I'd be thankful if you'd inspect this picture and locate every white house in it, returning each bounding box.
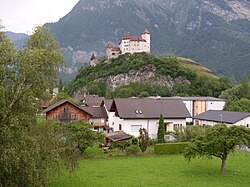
[109,98,191,139]
[161,97,226,122]
[193,110,250,127]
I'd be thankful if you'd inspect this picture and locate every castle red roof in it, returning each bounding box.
[122,33,146,42]
[111,47,121,52]
[106,42,114,48]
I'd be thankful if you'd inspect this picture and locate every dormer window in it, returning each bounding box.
[135,110,142,114]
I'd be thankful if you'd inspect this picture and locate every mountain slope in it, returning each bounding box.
[5,32,29,49]
[45,0,250,82]
[65,53,232,98]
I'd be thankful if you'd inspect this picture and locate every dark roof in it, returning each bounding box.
[85,95,105,107]
[105,131,132,142]
[103,99,113,111]
[90,54,96,60]
[42,100,88,114]
[81,106,108,118]
[193,110,250,124]
[112,98,191,119]
[142,28,150,34]
[106,42,113,48]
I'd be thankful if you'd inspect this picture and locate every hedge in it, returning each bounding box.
[154,142,190,155]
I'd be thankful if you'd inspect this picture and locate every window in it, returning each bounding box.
[131,125,142,132]
[247,124,249,128]
[119,124,122,130]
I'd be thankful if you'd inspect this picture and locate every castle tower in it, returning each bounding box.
[141,29,150,53]
[90,54,99,66]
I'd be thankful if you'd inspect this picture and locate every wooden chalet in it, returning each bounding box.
[42,100,108,132]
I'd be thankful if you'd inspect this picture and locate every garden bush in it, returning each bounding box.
[154,142,190,155]
[126,145,141,156]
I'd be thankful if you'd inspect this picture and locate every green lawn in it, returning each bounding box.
[50,151,250,187]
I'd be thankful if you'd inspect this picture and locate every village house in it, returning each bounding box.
[160,97,226,122]
[193,110,250,127]
[109,98,191,139]
[43,100,108,132]
[106,29,150,60]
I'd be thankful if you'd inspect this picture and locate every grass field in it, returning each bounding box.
[50,151,250,187]
[177,57,218,79]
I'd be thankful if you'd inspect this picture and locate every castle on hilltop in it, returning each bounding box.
[106,29,150,60]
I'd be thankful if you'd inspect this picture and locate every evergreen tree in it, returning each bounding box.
[58,79,63,93]
[157,114,165,143]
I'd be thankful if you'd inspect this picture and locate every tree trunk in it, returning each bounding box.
[220,158,226,175]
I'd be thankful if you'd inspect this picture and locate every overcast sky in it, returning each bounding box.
[0,0,79,34]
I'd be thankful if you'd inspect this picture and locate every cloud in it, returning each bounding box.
[0,0,79,33]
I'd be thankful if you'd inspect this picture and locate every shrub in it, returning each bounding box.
[154,142,190,155]
[131,137,139,145]
[138,128,149,153]
[126,145,141,156]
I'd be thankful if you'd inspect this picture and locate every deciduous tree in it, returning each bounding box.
[0,26,77,186]
[184,124,250,175]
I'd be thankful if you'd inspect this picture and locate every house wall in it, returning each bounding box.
[234,116,250,127]
[206,101,225,111]
[113,117,186,139]
[193,101,206,116]
[46,102,91,123]
[119,35,150,55]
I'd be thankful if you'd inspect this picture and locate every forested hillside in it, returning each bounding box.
[66,53,232,98]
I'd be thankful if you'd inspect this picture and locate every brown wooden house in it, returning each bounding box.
[43,100,91,123]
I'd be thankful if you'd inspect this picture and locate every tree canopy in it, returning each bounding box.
[184,124,250,175]
[0,26,78,186]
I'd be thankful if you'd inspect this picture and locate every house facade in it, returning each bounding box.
[106,29,150,60]
[43,100,108,132]
[110,98,191,139]
[161,97,226,122]
[193,110,250,127]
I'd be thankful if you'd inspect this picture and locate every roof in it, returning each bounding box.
[81,106,108,118]
[105,131,132,142]
[122,32,146,42]
[106,42,113,48]
[142,28,150,34]
[103,99,113,111]
[90,54,96,60]
[92,122,106,127]
[112,98,191,119]
[111,47,121,52]
[193,110,250,124]
[42,100,89,114]
[85,95,105,107]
